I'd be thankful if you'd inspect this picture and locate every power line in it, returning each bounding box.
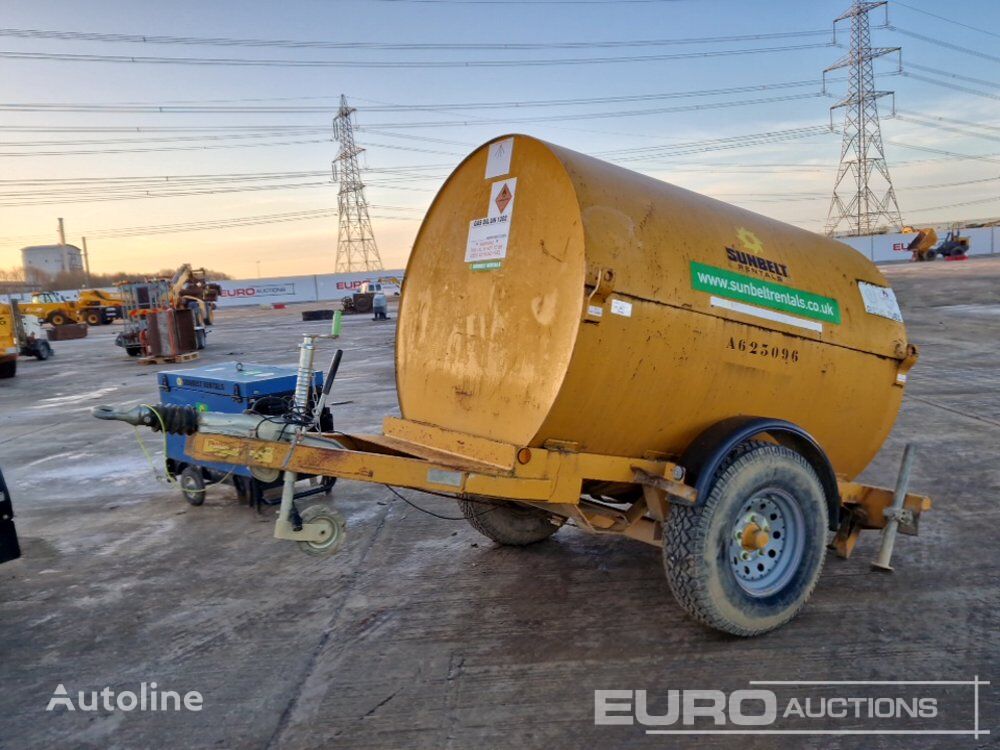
[892,1,1000,41]
[895,110,1000,135]
[352,93,825,128]
[0,182,333,207]
[0,42,834,68]
[0,79,836,113]
[86,209,338,238]
[0,165,448,185]
[907,193,1000,214]
[0,207,423,245]
[888,25,1000,65]
[0,26,832,51]
[0,129,330,147]
[902,63,1000,90]
[0,137,331,157]
[601,125,836,160]
[887,140,1000,165]
[893,114,1000,144]
[0,125,325,133]
[900,72,1000,103]
[372,0,686,4]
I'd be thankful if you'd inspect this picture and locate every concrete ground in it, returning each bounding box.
[0,260,997,750]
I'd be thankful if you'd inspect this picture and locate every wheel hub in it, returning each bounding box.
[728,488,805,597]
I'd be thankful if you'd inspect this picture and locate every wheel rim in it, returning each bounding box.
[180,473,201,498]
[304,514,344,552]
[727,487,806,598]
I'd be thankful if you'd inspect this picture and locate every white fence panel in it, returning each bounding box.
[215,275,319,307]
[834,235,872,260]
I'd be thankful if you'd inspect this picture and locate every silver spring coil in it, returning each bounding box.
[294,335,317,412]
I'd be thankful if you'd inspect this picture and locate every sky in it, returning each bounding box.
[1,0,999,279]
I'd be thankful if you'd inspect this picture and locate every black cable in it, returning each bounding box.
[0,25,831,51]
[385,485,500,520]
[0,42,834,69]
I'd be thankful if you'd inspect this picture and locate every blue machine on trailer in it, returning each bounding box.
[158,362,334,508]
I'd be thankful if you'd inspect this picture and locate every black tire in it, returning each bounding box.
[84,310,102,326]
[179,465,206,506]
[49,312,69,326]
[663,443,828,636]
[460,497,562,546]
[125,345,143,357]
[0,359,15,379]
[33,341,52,361]
[232,476,250,503]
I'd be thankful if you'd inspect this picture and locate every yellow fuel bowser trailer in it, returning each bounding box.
[95,135,931,636]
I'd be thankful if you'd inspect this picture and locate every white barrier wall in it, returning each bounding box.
[215,270,406,308]
[838,228,996,264]
[5,225,999,308]
[1,271,405,306]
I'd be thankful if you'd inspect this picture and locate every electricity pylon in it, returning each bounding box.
[824,1,903,236]
[332,95,384,272]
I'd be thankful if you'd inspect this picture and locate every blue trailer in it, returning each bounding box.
[158,362,334,508]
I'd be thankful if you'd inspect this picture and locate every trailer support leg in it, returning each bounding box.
[871,444,917,572]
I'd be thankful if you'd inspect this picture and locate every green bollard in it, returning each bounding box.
[331,310,343,338]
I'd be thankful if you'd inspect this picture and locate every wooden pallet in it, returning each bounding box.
[136,351,199,366]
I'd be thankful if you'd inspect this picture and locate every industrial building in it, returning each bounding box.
[20,244,85,283]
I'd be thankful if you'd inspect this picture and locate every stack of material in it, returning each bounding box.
[46,324,88,341]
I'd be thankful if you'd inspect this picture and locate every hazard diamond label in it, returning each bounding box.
[494,183,512,214]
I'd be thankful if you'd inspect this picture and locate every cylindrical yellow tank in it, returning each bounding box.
[397,135,913,479]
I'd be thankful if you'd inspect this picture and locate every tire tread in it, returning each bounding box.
[664,442,826,637]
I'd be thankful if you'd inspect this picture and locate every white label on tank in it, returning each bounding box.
[858,281,903,323]
[610,299,633,317]
[485,137,513,179]
[710,296,823,332]
[465,215,511,263]
[466,179,517,264]
[587,304,603,317]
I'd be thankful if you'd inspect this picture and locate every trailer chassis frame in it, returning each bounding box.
[184,416,931,558]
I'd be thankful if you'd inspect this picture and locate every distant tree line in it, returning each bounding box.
[0,266,232,291]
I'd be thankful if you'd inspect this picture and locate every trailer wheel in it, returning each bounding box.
[297,505,347,556]
[179,465,206,506]
[33,341,53,360]
[663,443,827,636]
[460,498,562,546]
